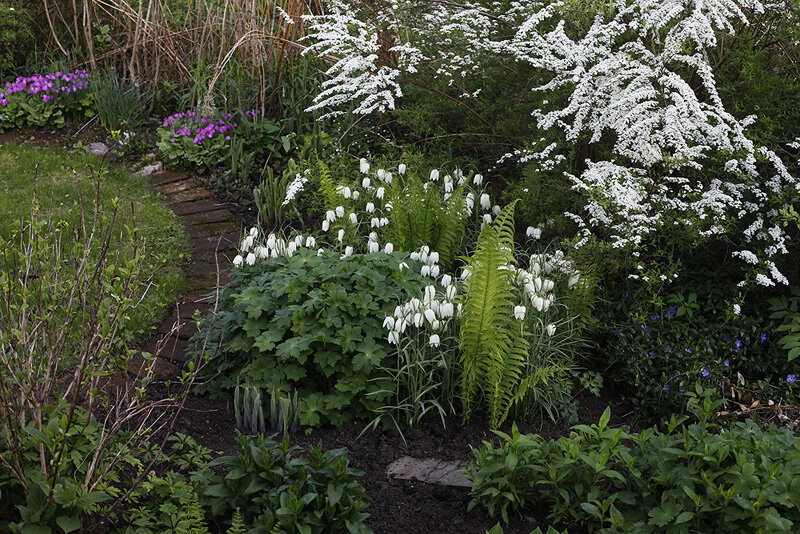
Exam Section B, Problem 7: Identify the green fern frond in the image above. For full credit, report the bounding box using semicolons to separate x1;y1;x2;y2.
459;200;530;428
176;491;210;534
317;159;341;211
225;508;246;534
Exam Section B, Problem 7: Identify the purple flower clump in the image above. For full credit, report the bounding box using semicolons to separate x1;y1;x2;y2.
1;69;90;107
161;109;257;146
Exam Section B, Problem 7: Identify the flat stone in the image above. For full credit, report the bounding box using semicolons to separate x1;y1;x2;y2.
181;209;234;227
387;456;472;488
149;170;189;186
170;199;225;216
135;161;163;177
162;184;215;203
86;142;110;156
192;231;239;252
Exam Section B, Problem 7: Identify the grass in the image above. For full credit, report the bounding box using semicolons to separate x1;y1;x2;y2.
0;142;188;343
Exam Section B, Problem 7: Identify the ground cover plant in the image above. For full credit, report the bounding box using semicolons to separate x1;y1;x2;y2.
0;69;93;131
467;388;800;532
2;0;800;530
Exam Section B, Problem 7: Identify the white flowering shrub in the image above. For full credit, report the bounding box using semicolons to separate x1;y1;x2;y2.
302;0;800;290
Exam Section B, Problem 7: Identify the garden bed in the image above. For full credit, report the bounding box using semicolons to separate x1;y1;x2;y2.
173;391;631;534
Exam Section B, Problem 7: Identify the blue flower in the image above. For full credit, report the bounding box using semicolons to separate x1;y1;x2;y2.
662;384;670;391
723;360;729;367
734;339;742;352
759;333;767;344
652;313;660;320
701;368;710;378
788;374;797;384
685;348;692;354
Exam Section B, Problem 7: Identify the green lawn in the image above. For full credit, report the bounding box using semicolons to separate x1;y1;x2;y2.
0;142;188;343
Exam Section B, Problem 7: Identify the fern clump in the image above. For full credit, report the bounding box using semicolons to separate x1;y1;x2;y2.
387;170;468;270
460;200;532;428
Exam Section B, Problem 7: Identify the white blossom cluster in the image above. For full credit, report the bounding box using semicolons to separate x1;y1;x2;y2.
302;0;800;288
385;279;460;347
233;227;319;266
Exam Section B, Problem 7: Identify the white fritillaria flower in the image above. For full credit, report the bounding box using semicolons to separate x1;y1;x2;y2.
349;213;358;224
473;174;483;186
398;163;406;175
368;241;379;253
360;158;369;174
424;309;436;324
492;205;501;216
246;252;256;266
338;229;345;242
233;255;244;267
322;220;330;232
399;262;408;271
546;324;557;337
514;306;526;320
305;236;316;248
335;206;345;218
430;169;440;181
483;214;492;224
383;316;395;330
480;194;491;210
733;304;741;315
429;334;440;347
388;330;399;344
362;177;371;188
376;186;385;199
249;227;258;238
441;274;452;287
344;246;354;257
366;202;375;213
384;242;394;253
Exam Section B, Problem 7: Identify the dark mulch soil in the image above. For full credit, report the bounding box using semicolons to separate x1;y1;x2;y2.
173;392;634;534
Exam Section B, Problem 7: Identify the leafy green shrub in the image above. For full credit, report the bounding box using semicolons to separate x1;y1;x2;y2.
769;286;800;362
190;248;427;426
0;2;33;76
595;255;787;412
204;433;371;534
0;69;94;132
0;403;125;532
157;109;295;176
118;435;213;534
468;388;800;532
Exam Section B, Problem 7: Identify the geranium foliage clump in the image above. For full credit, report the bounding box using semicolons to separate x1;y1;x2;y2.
302;0;800;289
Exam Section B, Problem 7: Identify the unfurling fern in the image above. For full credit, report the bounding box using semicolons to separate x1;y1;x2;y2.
459;200;531;429
388;171;467;269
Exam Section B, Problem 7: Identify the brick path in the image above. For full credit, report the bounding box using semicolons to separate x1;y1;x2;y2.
129;170;241;379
